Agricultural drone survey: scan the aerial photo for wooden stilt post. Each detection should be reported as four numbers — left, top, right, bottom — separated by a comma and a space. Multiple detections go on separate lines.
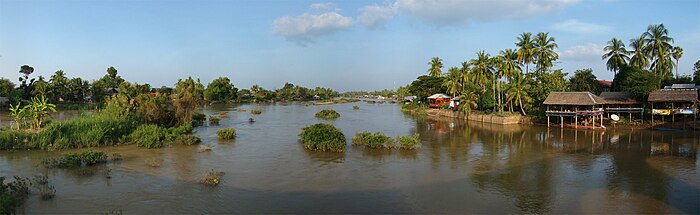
651, 103, 654, 126
560, 116, 563, 128
672, 103, 675, 123
575, 116, 578, 129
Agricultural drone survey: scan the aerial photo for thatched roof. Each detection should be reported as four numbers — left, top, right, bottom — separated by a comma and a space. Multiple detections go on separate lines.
599, 92, 641, 105
543, 92, 605, 106
427, 94, 450, 99
648, 90, 698, 102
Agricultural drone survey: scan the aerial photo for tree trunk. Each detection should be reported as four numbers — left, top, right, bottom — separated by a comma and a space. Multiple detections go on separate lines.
519, 97, 527, 116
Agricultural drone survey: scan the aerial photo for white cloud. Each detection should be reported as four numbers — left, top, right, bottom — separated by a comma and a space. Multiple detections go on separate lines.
561, 43, 605, 60
310, 3, 338, 11
358, 3, 397, 29
551, 19, 612, 34
392, 0, 579, 26
272, 11, 354, 46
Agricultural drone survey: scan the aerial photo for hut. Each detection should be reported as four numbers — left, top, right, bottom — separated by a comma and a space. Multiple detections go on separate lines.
648, 88, 698, 124
427, 94, 451, 108
543, 92, 605, 128
599, 92, 643, 122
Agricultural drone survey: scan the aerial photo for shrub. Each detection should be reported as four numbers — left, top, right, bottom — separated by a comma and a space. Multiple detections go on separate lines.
216, 128, 236, 139
250, 109, 262, 114
298, 123, 346, 152
315, 109, 340, 119
209, 116, 221, 125
352, 106, 359, 110
42, 150, 108, 168
352, 132, 393, 149
198, 170, 224, 186
175, 135, 201, 145
397, 134, 421, 149
192, 112, 206, 126
129, 124, 168, 148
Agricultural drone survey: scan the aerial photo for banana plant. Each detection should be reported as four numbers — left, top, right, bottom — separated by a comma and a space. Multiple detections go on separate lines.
26, 96, 56, 129
9, 102, 26, 130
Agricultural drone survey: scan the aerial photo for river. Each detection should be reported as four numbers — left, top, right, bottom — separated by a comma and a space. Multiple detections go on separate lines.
1, 102, 698, 214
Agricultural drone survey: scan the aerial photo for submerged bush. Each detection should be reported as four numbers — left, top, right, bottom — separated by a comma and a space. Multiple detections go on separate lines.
216, 128, 236, 139
192, 112, 207, 126
129, 124, 168, 148
352, 132, 393, 149
315, 109, 340, 119
175, 135, 201, 145
198, 170, 224, 186
0, 176, 30, 214
42, 150, 108, 168
397, 134, 421, 149
250, 109, 262, 115
209, 116, 221, 125
298, 123, 346, 152
352, 106, 359, 110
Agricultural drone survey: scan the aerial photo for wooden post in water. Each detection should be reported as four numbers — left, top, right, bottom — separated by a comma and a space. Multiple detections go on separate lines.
672, 103, 675, 123
547, 105, 550, 127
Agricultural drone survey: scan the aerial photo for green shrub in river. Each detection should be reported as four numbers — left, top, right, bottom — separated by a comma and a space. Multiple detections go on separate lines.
209, 115, 221, 125
298, 123, 346, 152
352, 106, 359, 110
397, 134, 421, 149
129, 124, 198, 148
250, 109, 262, 114
216, 128, 236, 139
192, 112, 206, 126
42, 150, 108, 168
352, 131, 393, 149
315, 109, 340, 119
0, 176, 30, 214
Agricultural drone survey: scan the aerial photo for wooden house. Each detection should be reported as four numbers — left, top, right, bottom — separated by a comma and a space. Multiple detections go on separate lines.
543, 92, 605, 128
427, 94, 451, 108
599, 92, 643, 121
648, 88, 698, 124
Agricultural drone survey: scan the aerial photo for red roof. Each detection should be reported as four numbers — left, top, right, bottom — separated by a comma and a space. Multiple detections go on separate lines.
597, 80, 612, 87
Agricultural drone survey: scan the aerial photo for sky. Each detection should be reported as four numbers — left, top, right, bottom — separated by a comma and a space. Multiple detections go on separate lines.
0, 0, 698, 92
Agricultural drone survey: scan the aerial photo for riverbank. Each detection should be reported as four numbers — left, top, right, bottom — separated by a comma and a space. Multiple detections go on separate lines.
419, 108, 528, 125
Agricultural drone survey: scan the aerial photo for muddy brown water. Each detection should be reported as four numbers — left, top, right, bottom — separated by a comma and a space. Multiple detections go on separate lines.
1, 102, 698, 214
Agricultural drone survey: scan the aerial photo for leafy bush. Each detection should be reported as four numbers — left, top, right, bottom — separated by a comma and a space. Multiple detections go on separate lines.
250, 109, 262, 114
129, 124, 168, 148
352, 106, 359, 110
209, 116, 221, 125
192, 112, 206, 126
397, 134, 421, 149
216, 128, 236, 139
315, 109, 340, 119
401, 103, 427, 116
175, 135, 201, 145
298, 123, 346, 152
352, 132, 393, 149
42, 150, 108, 168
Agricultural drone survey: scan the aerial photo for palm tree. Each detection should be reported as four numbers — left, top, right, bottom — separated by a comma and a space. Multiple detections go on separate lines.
428, 57, 444, 77
506, 72, 531, 115
533, 32, 558, 73
460, 61, 470, 92
672, 46, 683, 78
629, 35, 649, 70
643, 24, 674, 82
442, 67, 462, 97
498, 49, 521, 113
458, 92, 479, 117
469, 51, 493, 92
515, 32, 534, 74
602, 37, 630, 78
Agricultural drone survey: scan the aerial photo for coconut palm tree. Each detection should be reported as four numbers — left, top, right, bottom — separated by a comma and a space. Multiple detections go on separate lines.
442, 67, 462, 97
460, 61, 470, 92
469, 51, 493, 92
499, 49, 521, 81
672, 46, 683, 78
506, 72, 531, 115
629, 35, 649, 70
428, 57, 444, 77
515, 32, 534, 74
602, 37, 630, 78
533, 32, 558, 73
643, 24, 674, 81
458, 92, 479, 117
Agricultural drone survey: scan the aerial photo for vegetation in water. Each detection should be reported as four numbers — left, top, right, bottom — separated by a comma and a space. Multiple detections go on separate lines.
198, 170, 224, 186
250, 109, 262, 114
352, 106, 359, 110
42, 150, 108, 168
315, 109, 340, 119
216, 128, 236, 139
401, 103, 427, 116
352, 132, 394, 149
0, 175, 58, 214
145, 158, 162, 168
128, 124, 197, 148
298, 123, 346, 152
397, 134, 421, 149
209, 115, 221, 125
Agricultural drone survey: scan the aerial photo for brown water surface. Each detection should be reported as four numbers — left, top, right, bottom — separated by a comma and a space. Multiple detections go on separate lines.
1, 102, 698, 214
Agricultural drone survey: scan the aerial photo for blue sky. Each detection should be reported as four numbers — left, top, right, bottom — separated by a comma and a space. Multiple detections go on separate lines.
1, 0, 698, 91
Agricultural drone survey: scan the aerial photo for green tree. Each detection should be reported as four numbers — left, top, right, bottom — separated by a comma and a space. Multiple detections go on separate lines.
25, 96, 56, 129
602, 37, 630, 78
533, 32, 558, 73
0, 78, 15, 97
526, 70, 568, 113
496, 49, 521, 112
172, 77, 204, 125
568, 69, 600, 94
408, 75, 446, 98
515, 32, 534, 74
469, 50, 493, 92
18, 65, 36, 100
92, 66, 125, 103
615, 65, 657, 100
694, 60, 700, 85
643, 24, 675, 85
49, 70, 70, 102
32, 76, 51, 98
442, 67, 462, 97
629, 35, 649, 70
672, 46, 683, 78
428, 57, 443, 77
68, 77, 90, 102
204, 77, 238, 102
506, 72, 532, 115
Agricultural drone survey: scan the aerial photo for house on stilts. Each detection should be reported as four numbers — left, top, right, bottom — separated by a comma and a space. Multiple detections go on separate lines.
648, 85, 698, 125
543, 92, 606, 129
598, 92, 644, 122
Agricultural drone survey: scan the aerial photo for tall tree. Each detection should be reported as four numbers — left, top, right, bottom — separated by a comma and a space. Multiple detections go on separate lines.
506, 72, 531, 115
442, 67, 462, 97
460, 61, 470, 92
672, 46, 683, 78
0, 78, 15, 97
469, 51, 493, 92
568, 69, 600, 94
628, 35, 649, 70
428, 57, 444, 77
497, 49, 521, 112
643, 24, 674, 84
204, 77, 238, 102
694, 60, 700, 85
50, 70, 70, 102
532, 32, 558, 73
515, 32, 534, 74
602, 37, 630, 78
171, 77, 204, 125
